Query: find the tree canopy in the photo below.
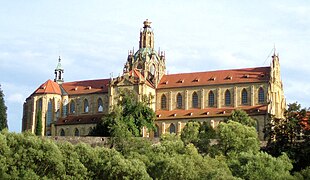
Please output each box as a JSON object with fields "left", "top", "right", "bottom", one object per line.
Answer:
{"left": 0, "top": 85, "right": 8, "bottom": 131}
{"left": 90, "top": 89, "right": 156, "bottom": 138}
{"left": 225, "top": 109, "right": 256, "bottom": 127}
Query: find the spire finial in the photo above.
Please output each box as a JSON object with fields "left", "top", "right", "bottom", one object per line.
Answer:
{"left": 58, "top": 56, "right": 61, "bottom": 62}
{"left": 143, "top": 19, "right": 151, "bottom": 28}
{"left": 273, "top": 43, "right": 276, "bottom": 56}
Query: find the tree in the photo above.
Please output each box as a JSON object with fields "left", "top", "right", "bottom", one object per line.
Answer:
{"left": 180, "top": 121, "right": 216, "bottom": 155}
{"left": 0, "top": 85, "right": 8, "bottom": 131}
{"left": 35, "top": 110, "right": 42, "bottom": 136}
{"left": 217, "top": 121, "right": 259, "bottom": 156}
{"left": 90, "top": 89, "right": 156, "bottom": 138}
{"left": 225, "top": 109, "right": 256, "bottom": 127}
{"left": 180, "top": 121, "right": 200, "bottom": 145}
{"left": 228, "top": 151, "right": 294, "bottom": 180}
{"left": 265, "top": 102, "right": 310, "bottom": 171}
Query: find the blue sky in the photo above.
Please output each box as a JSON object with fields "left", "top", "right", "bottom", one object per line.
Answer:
{"left": 1, "top": 1, "right": 310, "bottom": 132}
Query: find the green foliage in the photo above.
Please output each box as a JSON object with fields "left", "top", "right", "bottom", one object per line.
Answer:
{"left": 226, "top": 109, "right": 256, "bottom": 127}
{"left": 35, "top": 110, "right": 42, "bottom": 136}
{"left": 217, "top": 121, "right": 260, "bottom": 156}
{"left": 265, "top": 102, "right": 310, "bottom": 171}
{"left": 180, "top": 121, "right": 200, "bottom": 145}
{"left": 228, "top": 152, "right": 294, "bottom": 180}
{"left": 1, "top": 127, "right": 308, "bottom": 179}
{"left": 294, "top": 166, "right": 310, "bottom": 180}
{"left": 90, "top": 89, "right": 156, "bottom": 138}
{"left": 180, "top": 121, "right": 216, "bottom": 155}
{"left": 0, "top": 85, "right": 8, "bottom": 131}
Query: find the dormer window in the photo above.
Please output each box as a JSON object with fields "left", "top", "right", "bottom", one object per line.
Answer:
{"left": 243, "top": 74, "right": 250, "bottom": 78}
{"left": 225, "top": 76, "right": 232, "bottom": 80}
{"left": 209, "top": 77, "right": 216, "bottom": 81}
{"left": 177, "top": 79, "right": 184, "bottom": 83}
{"left": 192, "top": 78, "right": 199, "bottom": 82}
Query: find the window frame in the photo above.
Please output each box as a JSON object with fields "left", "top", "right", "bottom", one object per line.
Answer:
{"left": 225, "top": 90, "right": 231, "bottom": 106}
{"left": 176, "top": 93, "right": 183, "bottom": 109}
{"left": 161, "top": 94, "right": 167, "bottom": 110}
{"left": 192, "top": 92, "right": 198, "bottom": 108}
{"left": 241, "top": 88, "right": 248, "bottom": 105}
{"left": 208, "top": 91, "right": 215, "bottom": 107}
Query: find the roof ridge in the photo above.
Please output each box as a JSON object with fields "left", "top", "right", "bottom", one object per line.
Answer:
{"left": 164, "top": 66, "right": 270, "bottom": 76}
{"left": 62, "top": 78, "right": 110, "bottom": 85}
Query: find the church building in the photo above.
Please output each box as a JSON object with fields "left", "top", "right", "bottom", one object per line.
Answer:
{"left": 22, "top": 20, "right": 286, "bottom": 140}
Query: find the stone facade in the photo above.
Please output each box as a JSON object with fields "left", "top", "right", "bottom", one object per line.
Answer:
{"left": 22, "top": 20, "right": 286, "bottom": 140}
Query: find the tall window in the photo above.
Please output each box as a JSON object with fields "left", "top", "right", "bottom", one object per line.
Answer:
{"left": 37, "top": 98, "right": 43, "bottom": 111}
{"left": 74, "top": 128, "right": 79, "bottom": 136}
{"left": 225, "top": 90, "right": 231, "bottom": 106}
{"left": 70, "top": 100, "right": 75, "bottom": 114}
{"left": 208, "top": 91, "right": 215, "bottom": 107}
{"left": 161, "top": 94, "right": 167, "bottom": 109}
{"left": 60, "top": 129, "right": 65, "bottom": 136}
{"left": 169, "top": 123, "right": 176, "bottom": 134}
{"left": 98, "top": 98, "right": 103, "bottom": 112}
{"left": 63, "top": 99, "right": 68, "bottom": 117}
{"left": 46, "top": 99, "right": 53, "bottom": 126}
{"left": 192, "top": 92, "right": 198, "bottom": 108}
{"left": 154, "top": 124, "right": 159, "bottom": 138}
{"left": 177, "top": 93, "right": 182, "bottom": 109}
{"left": 84, "top": 99, "right": 89, "bottom": 113}
{"left": 258, "top": 87, "right": 264, "bottom": 103}
{"left": 56, "top": 100, "right": 60, "bottom": 118}
{"left": 242, "top": 89, "right": 248, "bottom": 105}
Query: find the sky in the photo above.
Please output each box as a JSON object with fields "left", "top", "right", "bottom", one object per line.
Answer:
{"left": 1, "top": 1, "right": 310, "bottom": 132}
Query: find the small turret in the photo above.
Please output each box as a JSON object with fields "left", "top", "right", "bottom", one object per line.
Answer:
{"left": 54, "top": 56, "right": 64, "bottom": 84}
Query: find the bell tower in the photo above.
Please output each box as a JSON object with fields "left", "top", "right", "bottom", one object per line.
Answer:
{"left": 54, "top": 56, "right": 64, "bottom": 84}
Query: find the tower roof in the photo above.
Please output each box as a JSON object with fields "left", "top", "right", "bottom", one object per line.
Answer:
{"left": 33, "top": 79, "right": 62, "bottom": 95}
{"left": 55, "top": 56, "right": 63, "bottom": 70}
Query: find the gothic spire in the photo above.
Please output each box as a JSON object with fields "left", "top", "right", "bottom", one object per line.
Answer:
{"left": 54, "top": 56, "right": 64, "bottom": 84}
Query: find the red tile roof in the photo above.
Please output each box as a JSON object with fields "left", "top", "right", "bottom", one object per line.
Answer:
{"left": 33, "top": 79, "right": 61, "bottom": 95}
{"left": 61, "top": 79, "right": 110, "bottom": 95}
{"left": 157, "top": 67, "right": 270, "bottom": 89}
{"left": 155, "top": 105, "right": 267, "bottom": 120}
{"left": 125, "top": 69, "right": 155, "bottom": 88}
{"left": 56, "top": 114, "right": 104, "bottom": 125}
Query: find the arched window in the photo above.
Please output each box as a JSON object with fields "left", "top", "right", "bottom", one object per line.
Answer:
{"left": 74, "top": 128, "right": 80, "bottom": 136}
{"left": 70, "top": 100, "right": 75, "bottom": 114}
{"left": 37, "top": 98, "right": 43, "bottom": 111}
{"left": 56, "top": 100, "right": 60, "bottom": 118}
{"left": 161, "top": 94, "right": 167, "bottom": 109}
{"left": 150, "top": 64, "right": 155, "bottom": 76}
{"left": 192, "top": 92, "right": 198, "bottom": 108}
{"left": 60, "top": 129, "right": 65, "bottom": 136}
{"left": 241, "top": 89, "right": 248, "bottom": 105}
{"left": 154, "top": 124, "right": 160, "bottom": 138}
{"left": 46, "top": 99, "right": 53, "bottom": 126}
{"left": 258, "top": 87, "right": 264, "bottom": 104}
{"left": 177, "top": 93, "right": 182, "bottom": 109}
{"left": 63, "top": 99, "right": 68, "bottom": 117}
{"left": 169, "top": 123, "right": 176, "bottom": 134}
{"left": 84, "top": 99, "right": 89, "bottom": 113}
{"left": 208, "top": 91, "right": 215, "bottom": 107}
{"left": 98, "top": 98, "right": 103, "bottom": 112}
{"left": 225, "top": 90, "right": 231, "bottom": 106}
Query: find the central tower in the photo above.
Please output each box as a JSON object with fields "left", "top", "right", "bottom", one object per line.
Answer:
{"left": 123, "top": 19, "right": 166, "bottom": 87}
{"left": 139, "top": 19, "right": 154, "bottom": 49}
